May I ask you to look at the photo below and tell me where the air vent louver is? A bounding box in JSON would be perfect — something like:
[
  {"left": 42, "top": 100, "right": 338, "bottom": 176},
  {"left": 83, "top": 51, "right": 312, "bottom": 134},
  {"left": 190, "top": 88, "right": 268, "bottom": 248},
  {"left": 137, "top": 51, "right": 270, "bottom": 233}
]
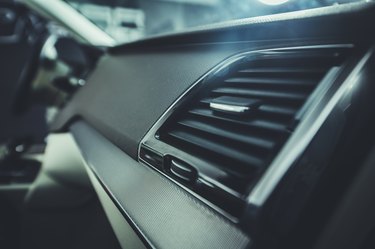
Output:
[{"left": 141, "top": 46, "right": 351, "bottom": 217}]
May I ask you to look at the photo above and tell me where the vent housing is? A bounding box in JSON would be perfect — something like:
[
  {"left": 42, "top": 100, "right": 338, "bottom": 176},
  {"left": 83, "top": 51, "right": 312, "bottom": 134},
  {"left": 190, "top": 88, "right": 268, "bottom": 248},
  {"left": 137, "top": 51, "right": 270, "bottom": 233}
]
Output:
[{"left": 140, "top": 46, "right": 351, "bottom": 219}]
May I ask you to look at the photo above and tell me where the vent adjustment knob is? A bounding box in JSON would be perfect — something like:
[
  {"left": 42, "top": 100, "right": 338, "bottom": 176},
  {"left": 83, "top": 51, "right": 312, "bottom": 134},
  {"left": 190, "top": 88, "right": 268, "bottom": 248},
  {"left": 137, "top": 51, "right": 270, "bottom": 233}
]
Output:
[{"left": 169, "top": 158, "right": 197, "bottom": 182}]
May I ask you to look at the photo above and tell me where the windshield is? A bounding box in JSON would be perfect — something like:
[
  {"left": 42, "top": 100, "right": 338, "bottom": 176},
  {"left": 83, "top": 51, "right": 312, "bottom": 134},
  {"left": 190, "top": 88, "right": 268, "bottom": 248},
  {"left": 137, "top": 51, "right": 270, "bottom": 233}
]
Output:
[{"left": 65, "top": 0, "right": 364, "bottom": 43}]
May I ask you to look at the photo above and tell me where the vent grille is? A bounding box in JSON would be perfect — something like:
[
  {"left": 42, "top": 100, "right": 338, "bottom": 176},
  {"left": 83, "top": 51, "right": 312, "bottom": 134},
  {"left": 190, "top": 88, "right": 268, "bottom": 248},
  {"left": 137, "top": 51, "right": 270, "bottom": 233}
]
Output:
[{"left": 141, "top": 46, "right": 351, "bottom": 217}]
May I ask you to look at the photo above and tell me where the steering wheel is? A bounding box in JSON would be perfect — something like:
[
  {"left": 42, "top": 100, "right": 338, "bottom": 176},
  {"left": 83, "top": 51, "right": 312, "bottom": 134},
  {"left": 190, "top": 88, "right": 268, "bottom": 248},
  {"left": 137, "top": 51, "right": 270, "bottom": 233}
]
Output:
[{"left": 0, "top": 2, "right": 49, "bottom": 114}]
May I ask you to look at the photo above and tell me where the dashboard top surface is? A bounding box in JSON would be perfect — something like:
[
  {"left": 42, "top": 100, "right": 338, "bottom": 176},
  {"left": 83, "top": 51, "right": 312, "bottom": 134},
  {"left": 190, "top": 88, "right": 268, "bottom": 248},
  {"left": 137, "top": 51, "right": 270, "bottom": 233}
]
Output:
[{"left": 52, "top": 2, "right": 375, "bottom": 159}]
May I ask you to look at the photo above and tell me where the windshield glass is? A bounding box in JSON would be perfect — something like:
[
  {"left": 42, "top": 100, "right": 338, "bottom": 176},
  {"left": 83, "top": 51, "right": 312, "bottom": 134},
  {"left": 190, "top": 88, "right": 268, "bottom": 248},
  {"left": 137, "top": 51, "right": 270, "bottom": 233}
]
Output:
[{"left": 65, "top": 0, "right": 364, "bottom": 43}]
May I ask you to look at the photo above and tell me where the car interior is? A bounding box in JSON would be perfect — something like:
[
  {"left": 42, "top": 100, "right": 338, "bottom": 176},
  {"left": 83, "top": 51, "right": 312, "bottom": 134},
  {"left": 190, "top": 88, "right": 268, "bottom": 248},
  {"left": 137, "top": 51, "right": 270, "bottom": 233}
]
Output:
[{"left": 1, "top": 0, "right": 375, "bottom": 248}]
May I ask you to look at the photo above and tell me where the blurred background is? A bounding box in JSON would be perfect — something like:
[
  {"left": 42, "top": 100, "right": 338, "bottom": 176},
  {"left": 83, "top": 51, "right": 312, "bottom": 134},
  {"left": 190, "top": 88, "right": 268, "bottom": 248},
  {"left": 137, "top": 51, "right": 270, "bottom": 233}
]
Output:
[{"left": 65, "top": 0, "right": 359, "bottom": 43}]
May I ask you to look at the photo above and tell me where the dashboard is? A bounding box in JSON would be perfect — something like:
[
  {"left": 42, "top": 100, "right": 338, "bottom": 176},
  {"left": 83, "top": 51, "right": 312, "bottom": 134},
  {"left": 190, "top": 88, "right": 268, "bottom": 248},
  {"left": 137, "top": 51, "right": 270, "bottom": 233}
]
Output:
[{"left": 48, "top": 2, "right": 375, "bottom": 249}]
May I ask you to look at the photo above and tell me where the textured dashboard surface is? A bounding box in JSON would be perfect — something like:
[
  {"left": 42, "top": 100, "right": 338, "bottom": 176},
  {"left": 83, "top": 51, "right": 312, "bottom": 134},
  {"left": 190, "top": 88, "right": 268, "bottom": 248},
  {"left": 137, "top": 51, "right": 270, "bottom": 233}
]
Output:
[
  {"left": 71, "top": 121, "right": 251, "bottom": 249},
  {"left": 51, "top": 2, "right": 375, "bottom": 159}
]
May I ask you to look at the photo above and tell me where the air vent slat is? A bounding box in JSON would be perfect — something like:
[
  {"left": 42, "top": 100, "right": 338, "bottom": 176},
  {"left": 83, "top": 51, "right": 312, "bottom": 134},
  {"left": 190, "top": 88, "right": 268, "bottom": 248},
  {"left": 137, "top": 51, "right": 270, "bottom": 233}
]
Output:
[
  {"left": 213, "top": 87, "right": 308, "bottom": 101},
  {"left": 224, "top": 77, "right": 317, "bottom": 87},
  {"left": 237, "top": 67, "right": 327, "bottom": 74},
  {"left": 167, "top": 129, "right": 264, "bottom": 172},
  {"left": 256, "top": 50, "right": 342, "bottom": 60},
  {"left": 241, "top": 53, "right": 342, "bottom": 68},
  {"left": 258, "top": 104, "right": 297, "bottom": 116},
  {"left": 201, "top": 99, "right": 299, "bottom": 117},
  {"left": 189, "top": 108, "right": 289, "bottom": 133},
  {"left": 177, "top": 119, "right": 276, "bottom": 150}
]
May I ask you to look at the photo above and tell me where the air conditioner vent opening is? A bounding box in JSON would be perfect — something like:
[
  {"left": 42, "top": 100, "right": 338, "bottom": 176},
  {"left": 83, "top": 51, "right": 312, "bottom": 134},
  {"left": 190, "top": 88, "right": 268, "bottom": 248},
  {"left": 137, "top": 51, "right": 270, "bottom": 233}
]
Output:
[{"left": 141, "top": 46, "right": 352, "bottom": 218}]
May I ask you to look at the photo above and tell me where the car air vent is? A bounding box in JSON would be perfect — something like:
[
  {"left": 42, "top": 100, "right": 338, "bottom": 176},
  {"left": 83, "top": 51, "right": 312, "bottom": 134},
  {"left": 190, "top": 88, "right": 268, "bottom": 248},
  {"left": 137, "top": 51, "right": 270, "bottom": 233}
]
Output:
[{"left": 140, "top": 46, "right": 352, "bottom": 219}]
